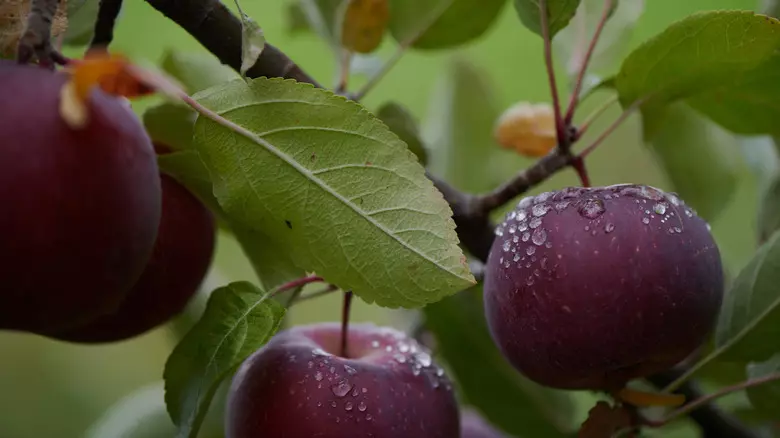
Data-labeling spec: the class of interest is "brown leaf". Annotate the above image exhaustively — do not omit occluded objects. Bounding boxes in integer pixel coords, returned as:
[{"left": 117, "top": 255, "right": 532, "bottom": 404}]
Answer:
[
  {"left": 578, "top": 401, "right": 633, "bottom": 438},
  {"left": 341, "top": 0, "right": 389, "bottom": 53}
]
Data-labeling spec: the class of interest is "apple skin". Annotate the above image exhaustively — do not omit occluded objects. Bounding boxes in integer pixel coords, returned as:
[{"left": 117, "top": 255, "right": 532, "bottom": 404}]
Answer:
[
  {"left": 0, "top": 61, "right": 162, "bottom": 333},
  {"left": 483, "top": 184, "right": 724, "bottom": 391},
  {"left": 49, "top": 172, "right": 216, "bottom": 343},
  {"left": 461, "top": 409, "right": 509, "bottom": 438},
  {"left": 225, "top": 323, "right": 460, "bottom": 438}
]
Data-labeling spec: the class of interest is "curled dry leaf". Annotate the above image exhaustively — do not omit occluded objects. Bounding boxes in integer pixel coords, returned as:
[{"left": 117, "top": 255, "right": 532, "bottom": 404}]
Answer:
[
  {"left": 341, "top": 0, "right": 390, "bottom": 54},
  {"left": 0, "top": 0, "right": 68, "bottom": 57},
  {"left": 578, "top": 401, "right": 632, "bottom": 438},
  {"left": 493, "top": 101, "right": 557, "bottom": 157},
  {"left": 617, "top": 387, "right": 685, "bottom": 408}
]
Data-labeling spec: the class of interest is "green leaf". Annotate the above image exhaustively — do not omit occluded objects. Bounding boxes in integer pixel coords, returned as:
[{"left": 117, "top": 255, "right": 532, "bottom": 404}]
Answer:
[
  {"left": 62, "top": 0, "right": 99, "bottom": 46},
  {"left": 285, "top": 2, "right": 313, "bottom": 34},
  {"left": 424, "top": 285, "right": 573, "bottom": 437},
  {"left": 164, "top": 281, "right": 285, "bottom": 438},
  {"left": 746, "top": 354, "right": 780, "bottom": 418},
  {"left": 759, "top": 172, "right": 780, "bottom": 244},
  {"left": 646, "top": 103, "right": 739, "bottom": 221},
  {"left": 513, "top": 0, "right": 581, "bottom": 39},
  {"left": 161, "top": 51, "right": 241, "bottom": 94},
  {"left": 388, "top": 0, "right": 508, "bottom": 49},
  {"left": 157, "top": 151, "right": 222, "bottom": 215},
  {"left": 423, "top": 58, "right": 510, "bottom": 192},
  {"left": 376, "top": 102, "right": 428, "bottom": 165},
  {"left": 553, "top": 0, "right": 644, "bottom": 85},
  {"left": 615, "top": 11, "right": 780, "bottom": 113},
  {"left": 233, "top": 1, "right": 266, "bottom": 77},
  {"left": 714, "top": 230, "right": 780, "bottom": 363},
  {"left": 143, "top": 103, "right": 197, "bottom": 151},
  {"left": 685, "top": 55, "right": 780, "bottom": 136},
  {"left": 192, "top": 77, "right": 475, "bottom": 308}
]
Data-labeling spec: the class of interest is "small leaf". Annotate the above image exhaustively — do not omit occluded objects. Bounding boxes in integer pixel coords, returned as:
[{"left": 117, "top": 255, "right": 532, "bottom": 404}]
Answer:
[
  {"left": 758, "top": 172, "right": 780, "bottom": 244},
  {"left": 285, "top": 2, "right": 313, "bottom": 35},
  {"left": 513, "top": 0, "right": 581, "bottom": 39},
  {"left": 388, "top": 0, "right": 508, "bottom": 49},
  {"left": 553, "top": 0, "right": 644, "bottom": 85},
  {"left": 161, "top": 51, "right": 240, "bottom": 94},
  {"left": 577, "top": 401, "right": 631, "bottom": 438},
  {"left": 424, "top": 286, "right": 573, "bottom": 437},
  {"left": 164, "top": 281, "right": 285, "bottom": 438},
  {"left": 233, "top": 1, "right": 266, "bottom": 76},
  {"left": 192, "top": 77, "right": 475, "bottom": 308},
  {"left": 647, "top": 103, "right": 740, "bottom": 221},
  {"left": 615, "top": 11, "right": 780, "bottom": 113},
  {"left": 376, "top": 102, "right": 428, "bottom": 165},
  {"left": 341, "top": 0, "right": 390, "bottom": 53},
  {"left": 143, "top": 103, "right": 197, "bottom": 151},
  {"left": 746, "top": 354, "right": 780, "bottom": 418},
  {"left": 714, "top": 230, "right": 780, "bottom": 362}
]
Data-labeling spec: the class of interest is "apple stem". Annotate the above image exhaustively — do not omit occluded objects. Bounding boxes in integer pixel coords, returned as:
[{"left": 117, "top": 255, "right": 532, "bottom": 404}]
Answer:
[
  {"left": 340, "top": 291, "right": 354, "bottom": 358},
  {"left": 539, "top": 0, "right": 568, "bottom": 152},
  {"left": 571, "top": 157, "right": 591, "bottom": 187},
  {"left": 563, "top": 0, "right": 614, "bottom": 126},
  {"left": 651, "top": 372, "right": 780, "bottom": 428}
]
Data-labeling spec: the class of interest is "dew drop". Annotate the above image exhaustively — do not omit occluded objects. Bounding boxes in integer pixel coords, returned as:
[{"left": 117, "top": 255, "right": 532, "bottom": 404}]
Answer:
[
  {"left": 366, "top": 414, "right": 373, "bottom": 421},
  {"left": 529, "top": 217, "right": 542, "bottom": 229},
  {"left": 317, "top": 401, "right": 322, "bottom": 407},
  {"left": 512, "top": 235, "right": 520, "bottom": 243},
  {"left": 362, "top": 387, "right": 368, "bottom": 393},
  {"left": 522, "top": 232, "right": 530, "bottom": 242},
  {"left": 358, "top": 401, "right": 367, "bottom": 412},
  {"left": 685, "top": 209, "right": 693, "bottom": 218},
  {"left": 516, "top": 210, "right": 528, "bottom": 222},
  {"left": 370, "top": 340, "right": 379, "bottom": 348},
  {"left": 508, "top": 224, "right": 517, "bottom": 234},
  {"left": 344, "top": 365, "right": 357, "bottom": 375},
  {"left": 502, "top": 240, "right": 511, "bottom": 252},
  {"left": 312, "top": 348, "right": 329, "bottom": 357},
  {"left": 545, "top": 241, "right": 552, "bottom": 249},
  {"left": 605, "top": 223, "right": 615, "bottom": 233},
  {"left": 526, "top": 276, "right": 534, "bottom": 286},
  {"left": 508, "top": 211, "right": 516, "bottom": 220},
  {"left": 399, "top": 344, "right": 410, "bottom": 353},
  {"left": 416, "top": 352, "right": 432, "bottom": 367},
  {"left": 518, "top": 197, "right": 533, "bottom": 209},
  {"left": 331, "top": 401, "right": 337, "bottom": 408},
  {"left": 394, "top": 354, "right": 407, "bottom": 364},
  {"left": 535, "top": 191, "right": 553, "bottom": 203},
  {"left": 504, "top": 259, "right": 511, "bottom": 268},
  {"left": 495, "top": 227, "right": 504, "bottom": 237},
  {"left": 579, "top": 199, "right": 605, "bottom": 219},
  {"left": 345, "top": 402, "right": 353, "bottom": 411},
  {"left": 315, "top": 371, "right": 323, "bottom": 381},
  {"left": 385, "top": 345, "right": 393, "bottom": 352},
  {"left": 518, "top": 221, "right": 528, "bottom": 232},
  {"left": 584, "top": 225, "right": 590, "bottom": 231},
  {"left": 513, "top": 253, "right": 521, "bottom": 262},
  {"left": 308, "top": 361, "right": 314, "bottom": 369},
  {"left": 531, "top": 228, "right": 547, "bottom": 246},
  {"left": 653, "top": 203, "right": 667, "bottom": 215},
  {"left": 555, "top": 201, "right": 569, "bottom": 211},
  {"left": 436, "top": 368, "right": 444, "bottom": 377},
  {"left": 532, "top": 204, "right": 551, "bottom": 217},
  {"left": 540, "top": 257, "right": 548, "bottom": 269},
  {"left": 533, "top": 269, "right": 541, "bottom": 277},
  {"left": 331, "top": 380, "right": 353, "bottom": 397},
  {"left": 674, "top": 227, "right": 682, "bottom": 233},
  {"left": 329, "top": 366, "right": 336, "bottom": 374},
  {"left": 526, "top": 246, "right": 536, "bottom": 256},
  {"left": 642, "top": 217, "right": 650, "bottom": 225}
]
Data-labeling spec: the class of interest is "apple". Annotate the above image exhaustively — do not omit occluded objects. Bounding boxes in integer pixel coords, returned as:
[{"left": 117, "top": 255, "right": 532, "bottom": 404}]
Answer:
[
  {"left": 483, "top": 184, "right": 724, "bottom": 391},
  {"left": 225, "top": 322, "right": 460, "bottom": 438},
  {"left": 0, "top": 60, "right": 161, "bottom": 333}
]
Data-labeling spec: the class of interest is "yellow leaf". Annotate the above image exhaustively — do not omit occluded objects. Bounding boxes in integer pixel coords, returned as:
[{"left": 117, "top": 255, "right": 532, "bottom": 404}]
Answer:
[
  {"left": 493, "top": 102, "right": 557, "bottom": 157},
  {"left": 341, "top": 0, "right": 389, "bottom": 54}
]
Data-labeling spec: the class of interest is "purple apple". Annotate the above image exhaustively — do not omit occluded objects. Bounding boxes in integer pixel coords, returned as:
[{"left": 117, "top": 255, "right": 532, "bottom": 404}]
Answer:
[
  {"left": 0, "top": 60, "right": 161, "bottom": 333},
  {"left": 483, "top": 184, "right": 724, "bottom": 391},
  {"left": 225, "top": 322, "right": 460, "bottom": 438}
]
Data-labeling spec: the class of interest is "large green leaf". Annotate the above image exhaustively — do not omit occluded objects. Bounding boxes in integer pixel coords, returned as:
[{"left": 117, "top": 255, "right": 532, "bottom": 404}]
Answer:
[
  {"left": 164, "top": 282, "right": 285, "bottom": 438},
  {"left": 376, "top": 101, "right": 428, "bottom": 165},
  {"left": 192, "top": 77, "right": 475, "bottom": 308},
  {"left": 423, "top": 58, "right": 511, "bottom": 193},
  {"left": 424, "top": 285, "right": 573, "bottom": 437},
  {"left": 62, "top": 0, "right": 99, "bottom": 46},
  {"left": 553, "top": 0, "right": 643, "bottom": 85},
  {"left": 513, "top": 0, "right": 581, "bottom": 38},
  {"left": 714, "top": 231, "right": 780, "bottom": 362},
  {"left": 388, "top": 0, "right": 508, "bottom": 49},
  {"left": 746, "top": 354, "right": 780, "bottom": 418},
  {"left": 647, "top": 103, "right": 739, "bottom": 222},
  {"left": 157, "top": 151, "right": 222, "bottom": 215},
  {"left": 615, "top": 11, "right": 780, "bottom": 116},
  {"left": 143, "top": 103, "right": 198, "bottom": 152}
]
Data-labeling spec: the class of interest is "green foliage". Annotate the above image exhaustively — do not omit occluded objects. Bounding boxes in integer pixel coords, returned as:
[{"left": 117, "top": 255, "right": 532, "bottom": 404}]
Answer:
[
  {"left": 424, "top": 285, "right": 574, "bottom": 437},
  {"left": 288, "top": 0, "right": 347, "bottom": 52},
  {"left": 615, "top": 11, "right": 780, "bottom": 137},
  {"left": 388, "top": 0, "right": 508, "bottom": 49},
  {"left": 156, "top": 151, "right": 222, "bottom": 215},
  {"left": 647, "top": 103, "right": 739, "bottom": 221},
  {"left": 375, "top": 101, "right": 428, "bottom": 165},
  {"left": 62, "top": 0, "right": 99, "bottom": 46},
  {"left": 758, "top": 172, "right": 780, "bottom": 244},
  {"left": 513, "top": 0, "right": 581, "bottom": 38},
  {"left": 191, "top": 77, "right": 475, "bottom": 308},
  {"left": 164, "top": 282, "right": 285, "bottom": 438},
  {"left": 143, "top": 103, "right": 197, "bottom": 151},
  {"left": 161, "top": 51, "right": 241, "bottom": 94},
  {"left": 714, "top": 230, "right": 780, "bottom": 363},
  {"left": 746, "top": 354, "right": 780, "bottom": 418}
]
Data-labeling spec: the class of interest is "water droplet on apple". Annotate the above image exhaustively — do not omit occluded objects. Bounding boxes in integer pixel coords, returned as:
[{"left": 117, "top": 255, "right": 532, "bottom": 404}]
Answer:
[
  {"left": 331, "top": 380, "right": 353, "bottom": 397},
  {"left": 579, "top": 199, "right": 605, "bottom": 219},
  {"left": 345, "top": 401, "right": 353, "bottom": 411},
  {"left": 531, "top": 228, "right": 546, "bottom": 245},
  {"left": 344, "top": 365, "right": 357, "bottom": 375},
  {"left": 358, "top": 401, "right": 367, "bottom": 412},
  {"left": 314, "top": 371, "right": 323, "bottom": 381}
]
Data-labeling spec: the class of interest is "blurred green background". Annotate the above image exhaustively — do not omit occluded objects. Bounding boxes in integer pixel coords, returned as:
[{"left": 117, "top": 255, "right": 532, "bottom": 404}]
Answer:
[{"left": 0, "top": 0, "right": 769, "bottom": 436}]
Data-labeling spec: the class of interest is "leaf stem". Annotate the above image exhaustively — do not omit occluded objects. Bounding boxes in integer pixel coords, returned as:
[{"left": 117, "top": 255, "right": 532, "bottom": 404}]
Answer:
[
  {"left": 571, "top": 156, "right": 591, "bottom": 187},
  {"left": 353, "top": 0, "right": 453, "bottom": 101},
  {"left": 336, "top": 49, "right": 353, "bottom": 93},
  {"left": 574, "top": 94, "right": 618, "bottom": 141},
  {"left": 578, "top": 97, "right": 645, "bottom": 158},
  {"left": 654, "top": 372, "right": 780, "bottom": 427},
  {"left": 539, "top": 0, "right": 567, "bottom": 151},
  {"left": 293, "top": 284, "right": 340, "bottom": 305},
  {"left": 269, "top": 275, "right": 325, "bottom": 297},
  {"left": 563, "top": 0, "right": 613, "bottom": 125},
  {"left": 341, "top": 291, "right": 354, "bottom": 357}
]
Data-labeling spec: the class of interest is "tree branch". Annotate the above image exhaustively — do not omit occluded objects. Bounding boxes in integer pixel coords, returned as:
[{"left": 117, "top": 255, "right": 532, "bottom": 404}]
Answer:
[
  {"left": 16, "top": 0, "right": 62, "bottom": 68},
  {"left": 90, "top": 0, "right": 125, "bottom": 49}
]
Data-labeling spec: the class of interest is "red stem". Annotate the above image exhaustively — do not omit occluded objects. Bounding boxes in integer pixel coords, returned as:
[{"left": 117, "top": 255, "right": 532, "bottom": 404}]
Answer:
[
  {"left": 579, "top": 97, "right": 646, "bottom": 158},
  {"left": 539, "top": 0, "right": 567, "bottom": 149},
  {"left": 270, "top": 275, "right": 324, "bottom": 297},
  {"left": 572, "top": 157, "right": 591, "bottom": 187},
  {"left": 340, "top": 291, "right": 354, "bottom": 357},
  {"left": 564, "top": 0, "right": 613, "bottom": 125}
]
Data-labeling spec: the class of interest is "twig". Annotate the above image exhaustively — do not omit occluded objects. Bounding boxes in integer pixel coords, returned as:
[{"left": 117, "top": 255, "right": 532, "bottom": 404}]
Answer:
[
  {"left": 646, "top": 368, "right": 761, "bottom": 438},
  {"left": 563, "top": 0, "right": 613, "bottom": 125},
  {"left": 16, "top": 0, "right": 62, "bottom": 68},
  {"left": 579, "top": 97, "right": 645, "bottom": 158},
  {"left": 269, "top": 275, "right": 325, "bottom": 297},
  {"left": 539, "top": 0, "right": 568, "bottom": 151},
  {"left": 336, "top": 49, "right": 352, "bottom": 93},
  {"left": 144, "top": 0, "right": 322, "bottom": 87},
  {"left": 90, "top": 0, "right": 124, "bottom": 50},
  {"left": 574, "top": 94, "right": 618, "bottom": 140},
  {"left": 341, "top": 291, "right": 354, "bottom": 357},
  {"left": 571, "top": 157, "right": 591, "bottom": 187}
]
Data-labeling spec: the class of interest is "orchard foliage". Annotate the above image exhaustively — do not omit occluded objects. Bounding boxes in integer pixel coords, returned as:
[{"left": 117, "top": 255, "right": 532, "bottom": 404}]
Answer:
[{"left": 4, "top": 0, "right": 780, "bottom": 437}]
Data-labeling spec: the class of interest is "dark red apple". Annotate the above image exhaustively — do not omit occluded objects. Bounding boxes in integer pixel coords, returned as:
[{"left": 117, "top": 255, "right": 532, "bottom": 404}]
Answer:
[
  {"left": 0, "top": 60, "right": 162, "bottom": 333},
  {"left": 50, "top": 171, "right": 216, "bottom": 343},
  {"left": 225, "top": 323, "right": 460, "bottom": 438},
  {"left": 483, "top": 184, "right": 724, "bottom": 391},
  {"left": 461, "top": 409, "right": 509, "bottom": 438}
]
